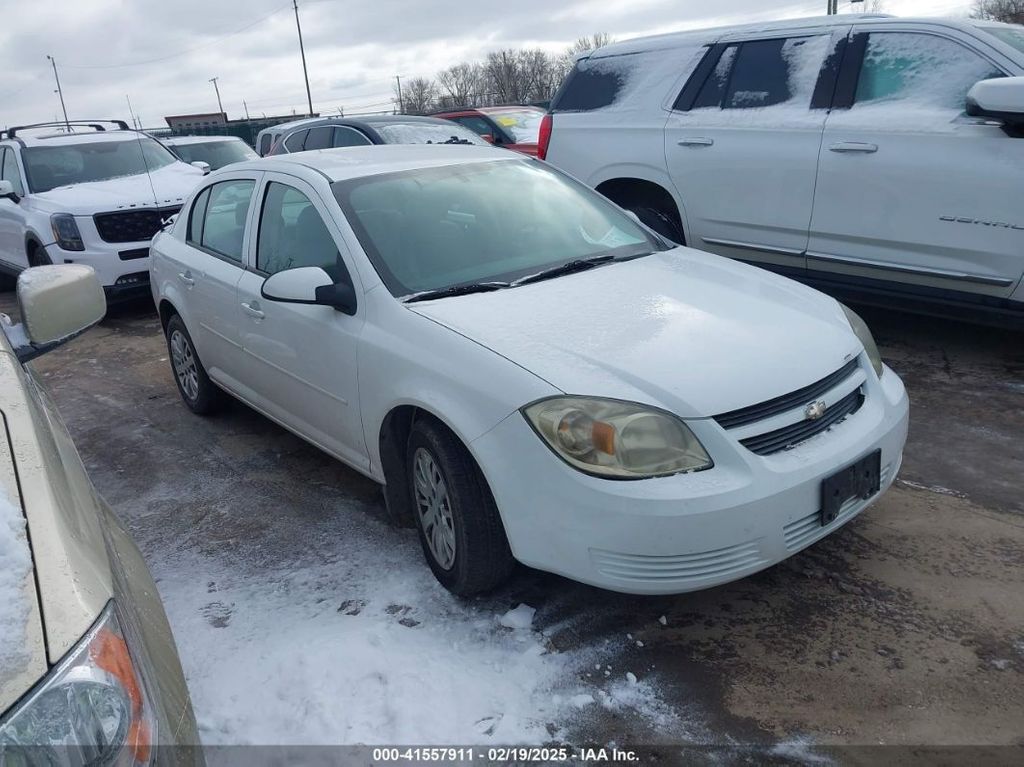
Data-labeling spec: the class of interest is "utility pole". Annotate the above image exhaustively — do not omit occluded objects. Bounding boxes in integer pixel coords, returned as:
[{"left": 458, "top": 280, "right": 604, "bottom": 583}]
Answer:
[
  {"left": 395, "top": 75, "right": 404, "bottom": 114},
  {"left": 293, "top": 0, "right": 314, "bottom": 117},
  {"left": 46, "top": 55, "right": 70, "bottom": 131},
  {"left": 209, "top": 77, "right": 224, "bottom": 116}
]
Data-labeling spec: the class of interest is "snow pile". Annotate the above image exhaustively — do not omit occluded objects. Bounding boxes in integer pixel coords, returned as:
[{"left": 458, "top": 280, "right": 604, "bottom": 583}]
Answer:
[
  {"left": 0, "top": 489, "right": 33, "bottom": 681},
  {"left": 499, "top": 603, "right": 536, "bottom": 630}
]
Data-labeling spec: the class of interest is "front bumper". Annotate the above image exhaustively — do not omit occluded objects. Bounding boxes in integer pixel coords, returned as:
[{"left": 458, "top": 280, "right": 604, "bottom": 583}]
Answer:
[{"left": 471, "top": 359, "right": 909, "bottom": 595}]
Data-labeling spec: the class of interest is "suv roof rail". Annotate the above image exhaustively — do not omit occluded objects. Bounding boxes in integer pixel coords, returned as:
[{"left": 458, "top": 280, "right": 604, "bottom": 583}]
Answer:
[{"left": 2, "top": 120, "right": 131, "bottom": 139}]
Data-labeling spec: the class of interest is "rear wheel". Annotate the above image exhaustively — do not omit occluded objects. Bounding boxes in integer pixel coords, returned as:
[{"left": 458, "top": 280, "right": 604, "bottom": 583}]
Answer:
[
  {"left": 407, "top": 418, "right": 514, "bottom": 596},
  {"left": 165, "top": 314, "right": 225, "bottom": 415},
  {"left": 630, "top": 205, "right": 685, "bottom": 245}
]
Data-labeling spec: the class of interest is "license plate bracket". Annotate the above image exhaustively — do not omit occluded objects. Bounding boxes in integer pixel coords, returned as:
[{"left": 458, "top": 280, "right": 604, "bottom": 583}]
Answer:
[{"left": 821, "top": 449, "right": 881, "bottom": 526}]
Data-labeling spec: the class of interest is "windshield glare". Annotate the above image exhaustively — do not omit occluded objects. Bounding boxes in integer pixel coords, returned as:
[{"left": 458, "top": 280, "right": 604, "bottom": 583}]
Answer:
[
  {"left": 489, "top": 110, "right": 545, "bottom": 143},
  {"left": 171, "top": 139, "right": 257, "bottom": 170},
  {"left": 23, "top": 137, "right": 178, "bottom": 193},
  {"left": 334, "top": 160, "right": 663, "bottom": 296},
  {"left": 981, "top": 25, "right": 1024, "bottom": 55},
  {"left": 373, "top": 123, "right": 487, "bottom": 145}
]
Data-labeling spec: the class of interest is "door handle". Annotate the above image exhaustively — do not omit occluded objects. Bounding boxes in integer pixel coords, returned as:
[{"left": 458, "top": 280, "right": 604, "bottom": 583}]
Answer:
[
  {"left": 829, "top": 142, "right": 878, "bottom": 154},
  {"left": 241, "top": 301, "right": 265, "bottom": 320},
  {"left": 677, "top": 137, "right": 714, "bottom": 147},
  {"left": 178, "top": 271, "right": 195, "bottom": 287}
]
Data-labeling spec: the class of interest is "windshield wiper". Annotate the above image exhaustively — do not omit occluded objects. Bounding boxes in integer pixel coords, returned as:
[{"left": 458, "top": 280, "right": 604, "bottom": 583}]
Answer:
[
  {"left": 511, "top": 255, "right": 617, "bottom": 287},
  {"left": 404, "top": 281, "right": 510, "bottom": 303}
]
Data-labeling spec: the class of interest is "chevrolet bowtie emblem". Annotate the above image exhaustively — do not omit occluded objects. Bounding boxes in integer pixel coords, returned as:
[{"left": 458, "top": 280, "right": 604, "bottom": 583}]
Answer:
[{"left": 804, "top": 400, "right": 827, "bottom": 421}]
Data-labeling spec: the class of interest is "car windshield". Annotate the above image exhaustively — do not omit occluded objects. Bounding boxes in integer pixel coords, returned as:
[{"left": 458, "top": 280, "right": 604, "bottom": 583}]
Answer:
[
  {"left": 488, "top": 109, "right": 545, "bottom": 143},
  {"left": 980, "top": 25, "right": 1024, "bottom": 56},
  {"left": 372, "top": 122, "right": 487, "bottom": 146},
  {"left": 334, "top": 159, "right": 665, "bottom": 297},
  {"left": 22, "top": 137, "right": 177, "bottom": 193},
  {"left": 170, "top": 139, "right": 257, "bottom": 170}
]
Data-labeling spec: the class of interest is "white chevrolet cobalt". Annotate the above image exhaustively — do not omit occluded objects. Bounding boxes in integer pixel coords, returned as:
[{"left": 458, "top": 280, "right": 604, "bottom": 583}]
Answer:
[{"left": 150, "top": 145, "right": 909, "bottom": 596}]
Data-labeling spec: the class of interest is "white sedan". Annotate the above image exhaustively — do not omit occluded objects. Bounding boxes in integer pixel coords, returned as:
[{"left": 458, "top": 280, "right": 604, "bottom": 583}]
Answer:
[{"left": 150, "top": 145, "right": 909, "bottom": 596}]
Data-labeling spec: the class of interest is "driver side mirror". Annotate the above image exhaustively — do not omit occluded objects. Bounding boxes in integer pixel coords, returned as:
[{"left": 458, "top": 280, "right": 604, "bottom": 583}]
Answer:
[
  {"left": 966, "top": 76, "right": 1024, "bottom": 131},
  {"left": 0, "top": 180, "right": 19, "bottom": 203},
  {"left": 260, "top": 266, "right": 357, "bottom": 316},
  {"left": 190, "top": 161, "right": 211, "bottom": 175},
  {"left": 2, "top": 265, "right": 106, "bottom": 362}
]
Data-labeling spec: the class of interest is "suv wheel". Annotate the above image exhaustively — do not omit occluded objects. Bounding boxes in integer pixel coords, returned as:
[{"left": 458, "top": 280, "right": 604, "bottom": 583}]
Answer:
[
  {"left": 631, "top": 206, "right": 685, "bottom": 245},
  {"left": 407, "top": 418, "right": 514, "bottom": 596},
  {"left": 165, "top": 315, "right": 224, "bottom": 415}
]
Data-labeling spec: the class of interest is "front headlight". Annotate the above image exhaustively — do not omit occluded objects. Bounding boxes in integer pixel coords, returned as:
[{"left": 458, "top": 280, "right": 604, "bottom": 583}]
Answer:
[
  {"left": 0, "top": 602, "right": 156, "bottom": 766},
  {"left": 840, "top": 304, "right": 884, "bottom": 378},
  {"left": 50, "top": 213, "right": 85, "bottom": 252},
  {"left": 523, "top": 396, "right": 713, "bottom": 479}
]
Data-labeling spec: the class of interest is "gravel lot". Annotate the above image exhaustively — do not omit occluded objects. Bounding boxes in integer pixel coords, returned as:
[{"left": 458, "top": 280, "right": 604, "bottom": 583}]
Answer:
[{"left": 5, "top": 287, "right": 1022, "bottom": 758}]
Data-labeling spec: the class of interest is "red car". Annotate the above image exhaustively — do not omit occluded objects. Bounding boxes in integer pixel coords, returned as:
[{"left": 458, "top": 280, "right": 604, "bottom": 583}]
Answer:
[{"left": 432, "top": 106, "right": 546, "bottom": 156}]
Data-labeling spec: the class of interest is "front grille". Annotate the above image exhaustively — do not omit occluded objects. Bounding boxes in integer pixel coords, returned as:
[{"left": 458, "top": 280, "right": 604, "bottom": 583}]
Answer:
[
  {"left": 714, "top": 359, "right": 859, "bottom": 430},
  {"left": 740, "top": 388, "right": 864, "bottom": 456},
  {"left": 94, "top": 206, "right": 181, "bottom": 243}
]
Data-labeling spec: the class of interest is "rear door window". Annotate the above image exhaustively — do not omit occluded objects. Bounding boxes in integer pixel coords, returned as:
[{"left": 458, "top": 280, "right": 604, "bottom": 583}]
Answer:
[
  {"left": 188, "top": 180, "right": 256, "bottom": 262},
  {"left": 284, "top": 129, "right": 309, "bottom": 153},
  {"left": 333, "top": 127, "right": 373, "bottom": 147}
]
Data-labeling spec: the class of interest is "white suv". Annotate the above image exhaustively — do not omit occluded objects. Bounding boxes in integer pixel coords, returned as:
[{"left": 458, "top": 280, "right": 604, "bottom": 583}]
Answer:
[
  {"left": 541, "top": 15, "right": 1024, "bottom": 326},
  {"left": 0, "top": 121, "right": 206, "bottom": 301}
]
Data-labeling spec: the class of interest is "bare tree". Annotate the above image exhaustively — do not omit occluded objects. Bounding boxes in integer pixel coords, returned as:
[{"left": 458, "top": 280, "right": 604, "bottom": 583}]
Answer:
[
  {"left": 566, "top": 32, "right": 614, "bottom": 57},
  {"left": 394, "top": 77, "right": 437, "bottom": 115},
  {"left": 436, "top": 62, "right": 482, "bottom": 110},
  {"left": 484, "top": 49, "right": 529, "bottom": 104},
  {"left": 971, "top": 0, "right": 1024, "bottom": 22}
]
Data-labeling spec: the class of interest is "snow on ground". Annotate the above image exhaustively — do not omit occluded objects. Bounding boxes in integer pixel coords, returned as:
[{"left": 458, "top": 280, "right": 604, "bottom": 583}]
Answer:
[
  {"left": 147, "top": 491, "right": 684, "bottom": 746},
  {"left": 0, "top": 489, "right": 32, "bottom": 680}
]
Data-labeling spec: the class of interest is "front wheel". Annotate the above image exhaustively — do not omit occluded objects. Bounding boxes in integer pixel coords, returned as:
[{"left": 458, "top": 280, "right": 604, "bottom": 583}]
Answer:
[
  {"left": 407, "top": 418, "right": 514, "bottom": 596},
  {"left": 165, "top": 314, "right": 225, "bottom": 415}
]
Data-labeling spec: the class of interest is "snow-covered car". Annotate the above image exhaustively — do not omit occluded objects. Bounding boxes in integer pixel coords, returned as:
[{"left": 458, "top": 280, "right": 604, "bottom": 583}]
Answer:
[
  {"left": 149, "top": 145, "right": 908, "bottom": 596},
  {"left": 0, "top": 121, "right": 206, "bottom": 302},
  {"left": 0, "top": 265, "right": 201, "bottom": 761},
  {"left": 265, "top": 115, "right": 488, "bottom": 155},
  {"left": 161, "top": 135, "right": 258, "bottom": 171},
  {"left": 542, "top": 15, "right": 1024, "bottom": 326}
]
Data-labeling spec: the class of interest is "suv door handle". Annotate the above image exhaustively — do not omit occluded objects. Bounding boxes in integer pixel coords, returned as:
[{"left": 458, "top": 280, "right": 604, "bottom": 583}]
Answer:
[
  {"left": 677, "top": 137, "right": 714, "bottom": 147},
  {"left": 241, "top": 300, "right": 265, "bottom": 320},
  {"left": 178, "top": 271, "right": 195, "bottom": 287},
  {"left": 829, "top": 142, "right": 878, "bottom": 154}
]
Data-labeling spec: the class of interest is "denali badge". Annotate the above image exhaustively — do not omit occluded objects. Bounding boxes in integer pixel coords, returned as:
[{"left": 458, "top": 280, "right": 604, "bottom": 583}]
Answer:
[
  {"left": 805, "top": 400, "right": 827, "bottom": 421},
  {"left": 940, "top": 215, "right": 1024, "bottom": 231}
]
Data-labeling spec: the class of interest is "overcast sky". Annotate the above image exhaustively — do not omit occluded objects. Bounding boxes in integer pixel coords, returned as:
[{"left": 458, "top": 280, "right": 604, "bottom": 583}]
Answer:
[{"left": 0, "top": 0, "right": 972, "bottom": 130}]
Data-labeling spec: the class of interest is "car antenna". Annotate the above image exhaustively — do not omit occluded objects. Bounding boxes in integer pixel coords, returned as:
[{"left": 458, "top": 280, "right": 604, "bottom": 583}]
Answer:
[{"left": 132, "top": 126, "right": 160, "bottom": 207}]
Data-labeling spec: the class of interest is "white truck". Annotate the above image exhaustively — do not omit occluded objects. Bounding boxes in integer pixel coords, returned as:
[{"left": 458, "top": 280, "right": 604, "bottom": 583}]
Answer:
[{"left": 541, "top": 15, "right": 1024, "bottom": 326}]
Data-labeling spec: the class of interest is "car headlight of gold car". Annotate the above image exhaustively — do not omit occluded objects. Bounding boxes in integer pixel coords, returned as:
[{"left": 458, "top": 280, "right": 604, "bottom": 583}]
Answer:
[
  {"left": 0, "top": 602, "right": 156, "bottom": 766},
  {"left": 840, "top": 304, "right": 884, "bottom": 378},
  {"left": 523, "top": 396, "right": 713, "bottom": 479}
]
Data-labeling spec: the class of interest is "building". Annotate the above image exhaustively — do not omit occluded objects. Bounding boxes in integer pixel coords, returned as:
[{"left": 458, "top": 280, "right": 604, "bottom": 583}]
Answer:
[
  {"left": 164, "top": 112, "right": 228, "bottom": 132},
  {"left": 162, "top": 112, "right": 319, "bottom": 148}
]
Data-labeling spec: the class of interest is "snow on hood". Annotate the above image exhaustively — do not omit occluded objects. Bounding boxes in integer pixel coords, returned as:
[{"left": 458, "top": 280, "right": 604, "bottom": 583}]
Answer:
[
  {"left": 0, "top": 487, "right": 35, "bottom": 707},
  {"left": 30, "top": 161, "right": 204, "bottom": 216},
  {"left": 409, "top": 248, "right": 860, "bottom": 418}
]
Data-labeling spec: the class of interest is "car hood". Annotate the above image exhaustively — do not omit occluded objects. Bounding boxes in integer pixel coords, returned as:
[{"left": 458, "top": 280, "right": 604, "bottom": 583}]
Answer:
[
  {"left": 409, "top": 248, "right": 862, "bottom": 418},
  {"left": 31, "top": 161, "right": 204, "bottom": 216}
]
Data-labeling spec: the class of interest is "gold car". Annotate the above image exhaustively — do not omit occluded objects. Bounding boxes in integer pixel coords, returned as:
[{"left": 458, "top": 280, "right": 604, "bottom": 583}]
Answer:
[{"left": 0, "top": 266, "right": 201, "bottom": 765}]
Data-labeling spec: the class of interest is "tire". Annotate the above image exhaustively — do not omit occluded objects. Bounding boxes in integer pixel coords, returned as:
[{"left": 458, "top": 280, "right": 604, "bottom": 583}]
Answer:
[
  {"left": 407, "top": 417, "right": 514, "bottom": 596},
  {"left": 165, "top": 314, "right": 225, "bottom": 415},
  {"left": 27, "top": 242, "right": 52, "bottom": 267},
  {"left": 630, "top": 206, "right": 685, "bottom": 245}
]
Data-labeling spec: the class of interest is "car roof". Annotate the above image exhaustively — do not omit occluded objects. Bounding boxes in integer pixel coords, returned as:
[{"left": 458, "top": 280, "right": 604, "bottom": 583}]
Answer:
[
  {"left": 162, "top": 135, "right": 245, "bottom": 146},
  {"left": 4, "top": 128, "right": 154, "bottom": 148},
  {"left": 224, "top": 144, "right": 520, "bottom": 183},
  {"left": 590, "top": 14, "right": 985, "bottom": 57}
]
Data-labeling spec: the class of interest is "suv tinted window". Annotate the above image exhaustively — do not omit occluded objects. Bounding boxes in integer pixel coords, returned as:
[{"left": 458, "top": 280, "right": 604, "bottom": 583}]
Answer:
[
  {"left": 1, "top": 147, "right": 24, "bottom": 196},
  {"left": 854, "top": 32, "right": 1003, "bottom": 109},
  {"left": 284, "top": 129, "right": 309, "bottom": 152},
  {"left": 551, "top": 55, "right": 636, "bottom": 111},
  {"left": 689, "top": 36, "right": 830, "bottom": 110},
  {"left": 257, "top": 182, "right": 342, "bottom": 277},
  {"left": 189, "top": 180, "right": 255, "bottom": 262},
  {"left": 304, "top": 126, "right": 334, "bottom": 151},
  {"left": 333, "top": 127, "right": 372, "bottom": 147}
]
